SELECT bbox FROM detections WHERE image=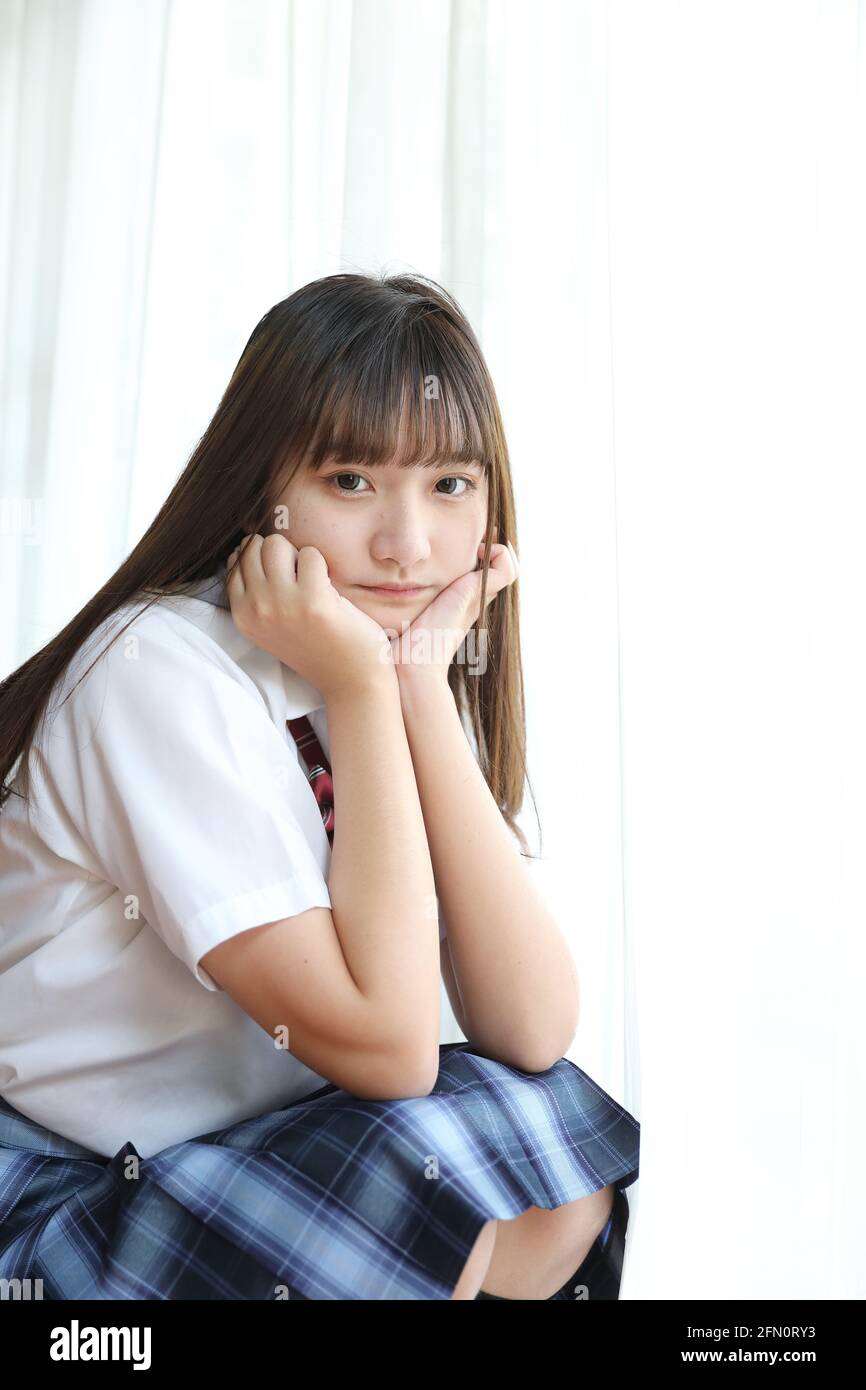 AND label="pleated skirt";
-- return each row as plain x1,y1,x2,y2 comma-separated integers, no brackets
0,1042,640,1301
